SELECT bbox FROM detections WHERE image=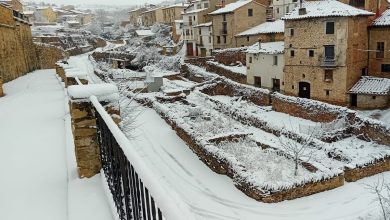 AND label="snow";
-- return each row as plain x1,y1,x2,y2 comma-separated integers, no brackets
193,22,213,28
372,9,390,26
209,0,252,15
0,69,112,220
349,76,390,95
282,0,374,20
68,84,119,101
135,29,155,37
183,8,207,15
237,20,284,36
207,60,247,75
246,41,285,54
123,101,390,220
65,69,88,79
